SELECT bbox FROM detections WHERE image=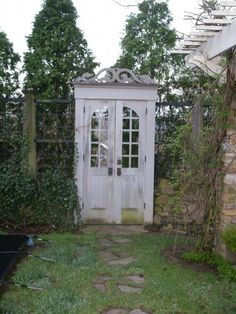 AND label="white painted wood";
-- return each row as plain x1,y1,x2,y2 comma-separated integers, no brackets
74,69,156,225
183,41,202,46
221,1,236,7
75,85,156,101
170,50,192,54
83,100,116,223
206,21,236,59
211,9,236,15
144,101,155,224
185,37,209,42
202,18,232,24
75,98,85,221
115,100,146,224
190,31,218,36
195,25,224,31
